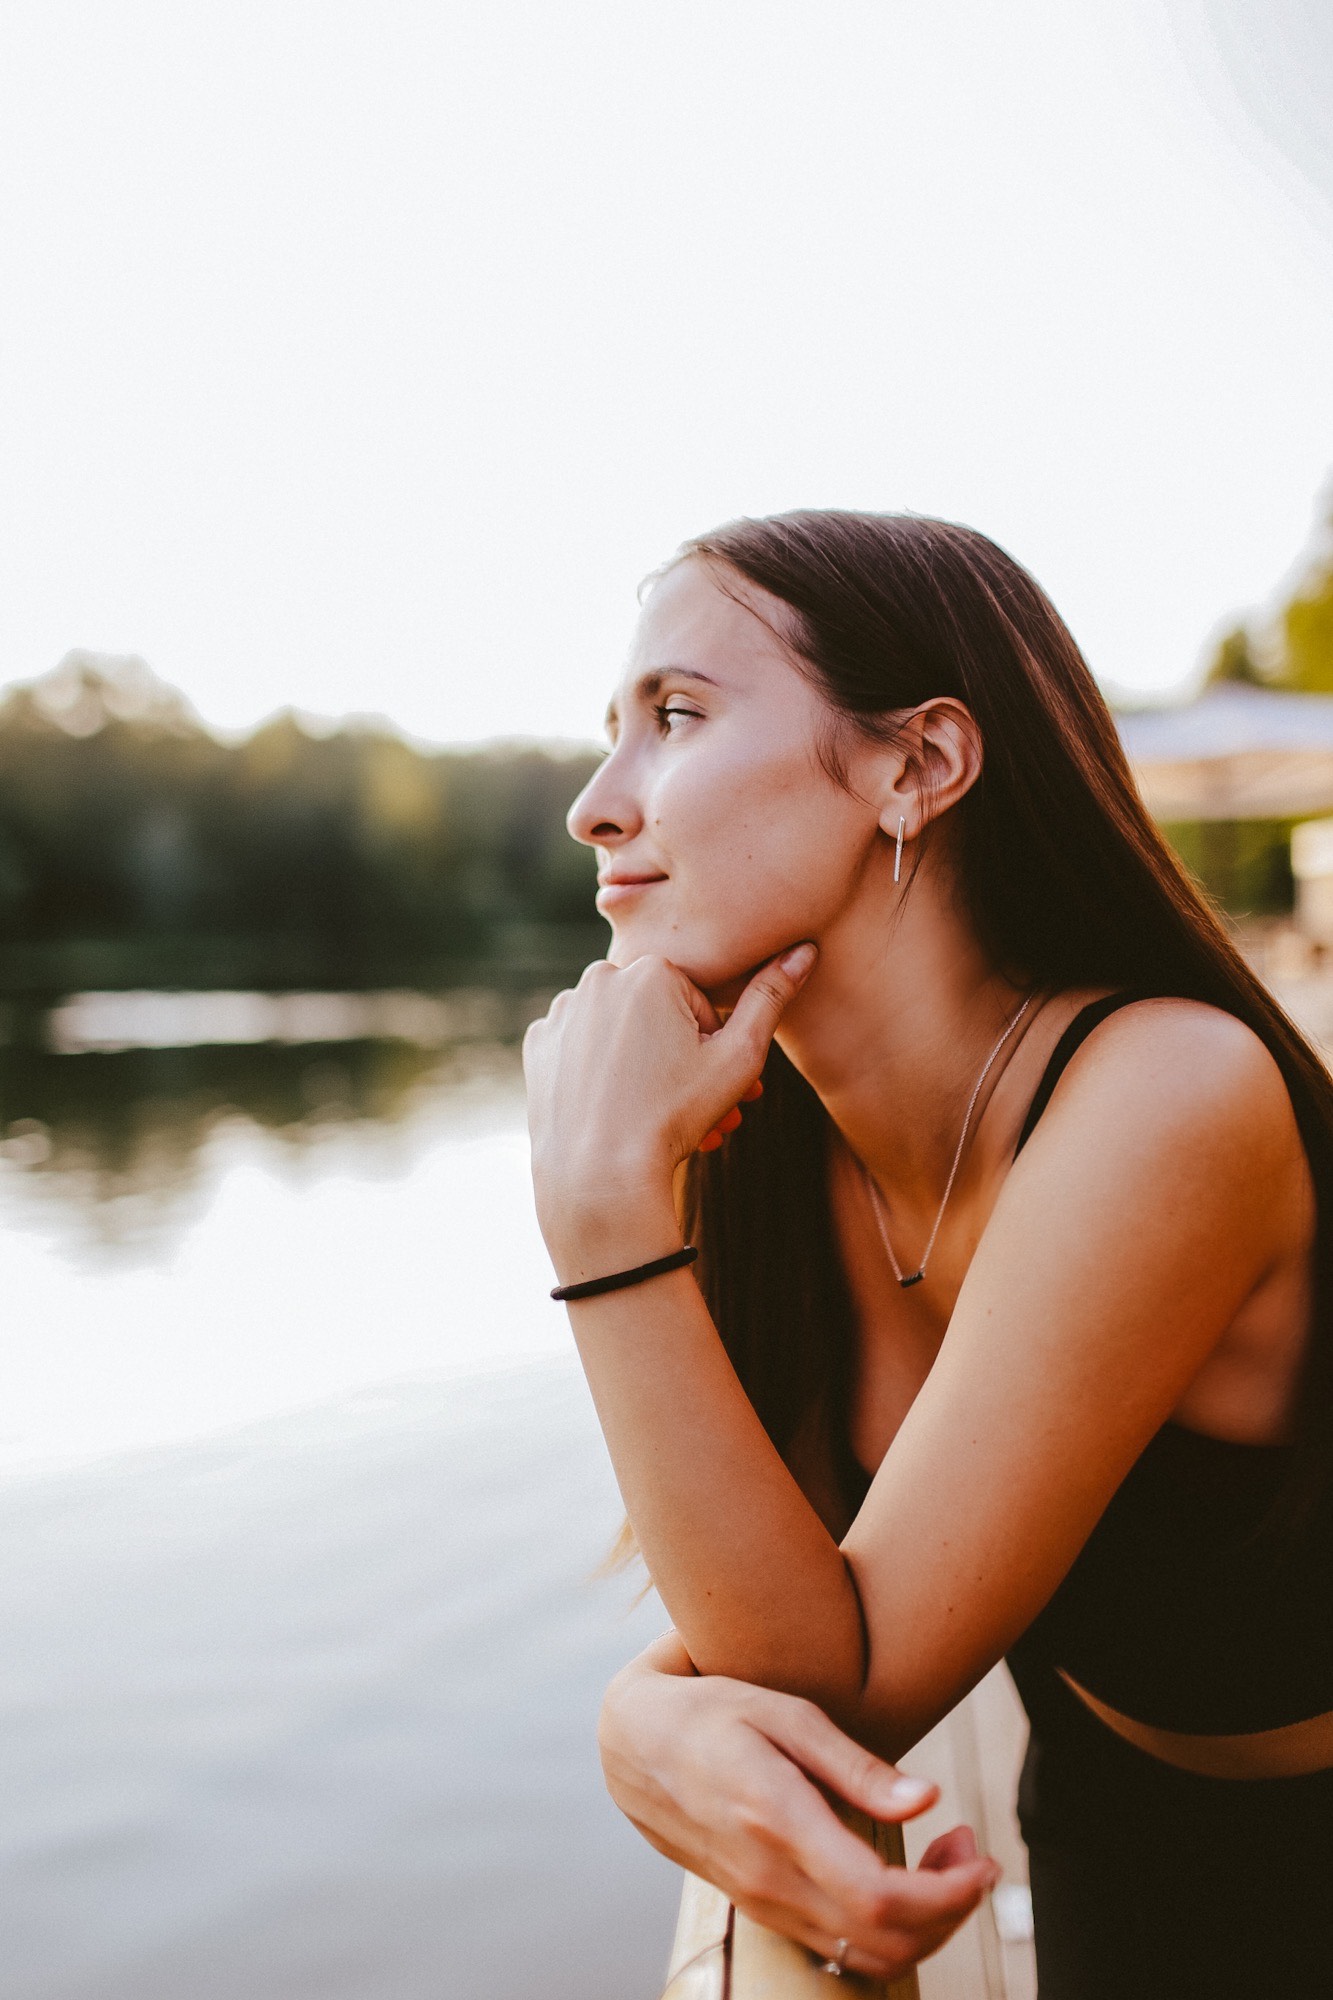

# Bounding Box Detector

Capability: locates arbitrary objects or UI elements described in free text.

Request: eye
[653,703,700,734]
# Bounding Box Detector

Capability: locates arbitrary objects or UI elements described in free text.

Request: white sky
[1,0,1331,748]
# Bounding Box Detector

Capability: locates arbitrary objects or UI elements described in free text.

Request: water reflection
[0,988,549,1248]
[43,986,519,1051]
[0,991,676,1999]
[0,986,566,1474]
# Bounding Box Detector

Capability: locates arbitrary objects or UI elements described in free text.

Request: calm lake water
[0,995,678,2000]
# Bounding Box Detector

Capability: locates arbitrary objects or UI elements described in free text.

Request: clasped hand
[601,1640,999,1983]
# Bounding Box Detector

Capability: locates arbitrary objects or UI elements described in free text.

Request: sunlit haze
[2,0,1331,747]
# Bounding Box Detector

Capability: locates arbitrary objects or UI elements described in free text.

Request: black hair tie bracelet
[550,1245,698,1303]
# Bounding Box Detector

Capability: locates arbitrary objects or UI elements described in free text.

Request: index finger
[754,1740,995,1935]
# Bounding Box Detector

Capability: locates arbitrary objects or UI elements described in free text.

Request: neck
[772,853,1034,1208]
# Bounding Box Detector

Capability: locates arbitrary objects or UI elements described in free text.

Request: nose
[566,748,643,850]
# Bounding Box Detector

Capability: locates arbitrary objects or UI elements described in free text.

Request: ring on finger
[818,1937,850,1976]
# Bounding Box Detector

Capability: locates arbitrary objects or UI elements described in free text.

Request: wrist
[542,1185,683,1293]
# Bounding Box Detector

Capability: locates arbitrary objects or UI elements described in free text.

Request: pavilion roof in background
[1115,684,1333,821]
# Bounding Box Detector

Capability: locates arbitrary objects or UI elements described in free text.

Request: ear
[871,698,983,841]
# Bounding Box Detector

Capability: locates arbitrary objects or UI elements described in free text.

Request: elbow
[843,1550,874,1702]
[834,1554,940,1762]
[788,1552,880,1742]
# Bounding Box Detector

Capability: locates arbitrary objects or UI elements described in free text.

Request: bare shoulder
[1027,992,1305,1186]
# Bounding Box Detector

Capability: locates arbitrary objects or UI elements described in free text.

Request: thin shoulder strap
[1013,991,1146,1158]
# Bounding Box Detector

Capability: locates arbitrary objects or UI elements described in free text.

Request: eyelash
[653,703,699,733]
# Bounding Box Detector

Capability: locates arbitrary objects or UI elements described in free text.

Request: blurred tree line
[1206,501,1333,697]
[0,654,607,994]
[1166,495,1333,917]
[8,494,1333,995]
[1158,817,1295,919]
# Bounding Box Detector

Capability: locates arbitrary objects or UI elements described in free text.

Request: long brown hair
[671,510,1333,1527]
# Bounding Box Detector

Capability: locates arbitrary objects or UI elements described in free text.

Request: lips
[595,871,667,907]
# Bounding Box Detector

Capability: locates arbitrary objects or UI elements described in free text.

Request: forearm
[561,1209,867,1714]
[526,950,867,1717]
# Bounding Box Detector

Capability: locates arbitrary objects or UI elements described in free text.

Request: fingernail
[886,1776,934,1809]
[779,942,817,977]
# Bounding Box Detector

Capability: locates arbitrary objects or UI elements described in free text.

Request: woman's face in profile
[567,558,883,993]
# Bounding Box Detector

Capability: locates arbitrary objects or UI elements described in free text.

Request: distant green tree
[0,654,605,992]
[1175,495,1333,916]
[1198,502,1333,697]
[1280,521,1333,692]
[1204,623,1268,687]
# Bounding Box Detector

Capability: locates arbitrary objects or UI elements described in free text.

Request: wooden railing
[656,1667,1036,2000]
[660,1808,920,2000]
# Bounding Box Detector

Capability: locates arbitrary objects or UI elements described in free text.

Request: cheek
[651,757,868,958]
[700,754,862,878]
[658,743,851,862]
[735,815,865,924]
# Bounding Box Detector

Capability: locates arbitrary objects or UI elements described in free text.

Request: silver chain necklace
[861,993,1033,1289]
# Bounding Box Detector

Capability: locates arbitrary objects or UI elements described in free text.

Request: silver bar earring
[894,815,905,884]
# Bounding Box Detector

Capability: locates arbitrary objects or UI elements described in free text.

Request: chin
[616,930,788,1014]
[701,970,751,1012]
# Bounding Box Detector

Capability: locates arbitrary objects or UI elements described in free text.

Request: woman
[522,512,1333,1997]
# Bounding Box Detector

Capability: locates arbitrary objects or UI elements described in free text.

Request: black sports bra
[1006,990,1333,1735]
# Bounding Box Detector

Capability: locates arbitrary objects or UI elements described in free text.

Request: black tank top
[1006,991,1333,1734]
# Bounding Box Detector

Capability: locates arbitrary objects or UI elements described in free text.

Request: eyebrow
[604,667,721,735]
